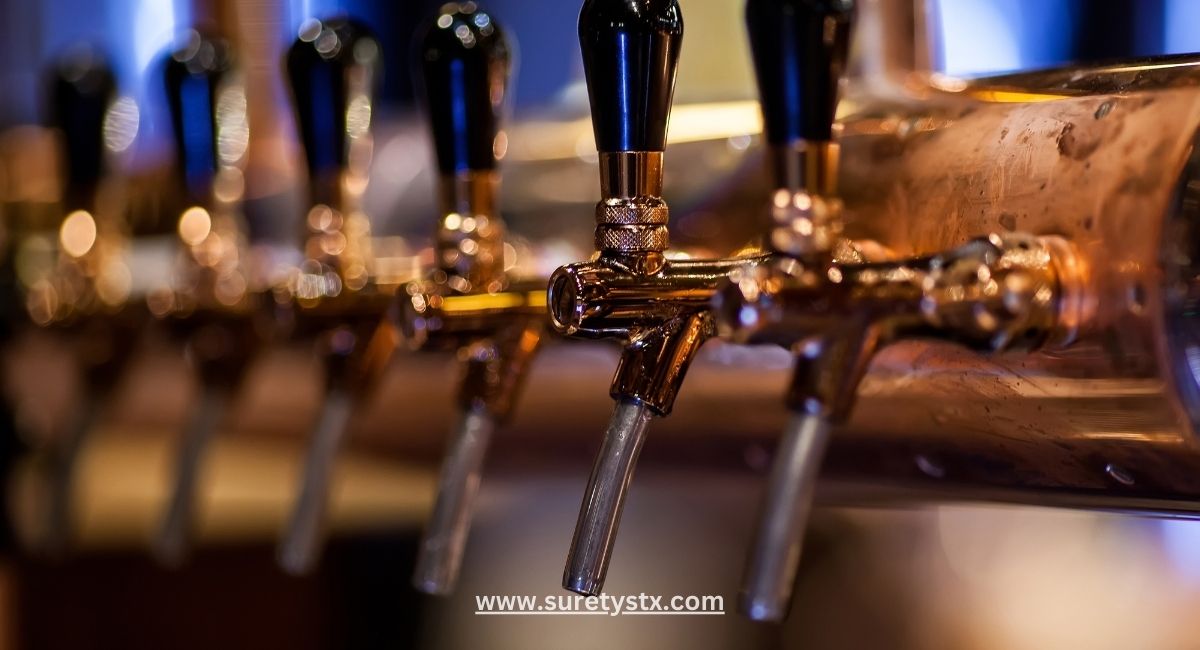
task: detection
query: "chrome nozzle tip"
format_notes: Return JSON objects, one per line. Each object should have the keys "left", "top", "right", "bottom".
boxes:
{"left": 276, "top": 545, "right": 316, "bottom": 577}
{"left": 562, "top": 573, "right": 603, "bottom": 597}
{"left": 739, "top": 593, "right": 788, "bottom": 623}
{"left": 150, "top": 536, "right": 187, "bottom": 569}
{"left": 412, "top": 575, "right": 453, "bottom": 597}
{"left": 547, "top": 266, "right": 584, "bottom": 335}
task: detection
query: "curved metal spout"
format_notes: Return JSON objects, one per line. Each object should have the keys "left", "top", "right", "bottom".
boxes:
{"left": 277, "top": 390, "right": 355, "bottom": 575}
{"left": 153, "top": 387, "right": 228, "bottom": 566}
{"left": 413, "top": 407, "right": 496, "bottom": 595}
{"left": 41, "top": 394, "right": 99, "bottom": 557}
{"left": 563, "top": 398, "right": 654, "bottom": 596}
{"left": 740, "top": 412, "right": 832, "bottom": 622}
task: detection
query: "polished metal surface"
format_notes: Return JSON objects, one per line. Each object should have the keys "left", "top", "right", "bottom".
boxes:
{"left": 277, "top": 389, "right": 354, "bottom": 575}
{"left": 153, "top": 387, "right": 228, "bottom": 566}
{"left": 766, "top": 142, "right": 842, "bottom": 256}
{"left": 818, "top": 60, "right": 1200, "bottom": 503}
{"left": 406, "top": 3, "right": 547, "bottom": 596}
{"left": 435, "top": 171, "right": 507, "bottom": 291}
{"left": 740, "top": 412, "right": 831, "bottom": 623}
{"left": 599, "top": 151, "right": 665, "bottom": 199}
{"left": 563, "top": 398, "right": 653, "bottom": 596}
{"left": 12, "top": 2, "right": 1200, "bottom": 633}
{"left": 717, "top": 234, "right": 1079, "bottom": 362}
{"left": 40, "top": 394, "right": 98, "bottom": 557}
{"left": 413, "top": 407, "right": 496, "bottom": 595}
{"left": 595, "top": 151, "right": 670, "bottom": 256}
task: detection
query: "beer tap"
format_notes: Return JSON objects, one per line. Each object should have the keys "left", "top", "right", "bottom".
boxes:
{"left": 151, "top": 31, "right": 260, "bottom": 565}
{"left": 33, "top": 50, "right": 139, "bottom": 556}
{"left": 716, "top": 0, "right": 1088, "bottom": 621}
{"left": 404, "top": 3, "right": 544, "bottom": 596}
{"left": 547, "top": 0, "right": 771, "bottom": 596}
{"left": 276, "top": 17, "right": 396, "bottom": 575}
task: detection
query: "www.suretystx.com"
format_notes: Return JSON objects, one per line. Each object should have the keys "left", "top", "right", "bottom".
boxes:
{"left": 474, "top": 593, "right": 725, "bottom": 617}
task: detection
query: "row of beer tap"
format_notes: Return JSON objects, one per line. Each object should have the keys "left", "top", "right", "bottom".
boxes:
{"left": 0, "top": 0, "right": 1089, "bottom": 623}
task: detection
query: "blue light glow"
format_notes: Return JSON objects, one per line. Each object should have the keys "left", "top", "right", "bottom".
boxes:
{"left": 1166, "top": 0, "right": 1200, "bottom": 55}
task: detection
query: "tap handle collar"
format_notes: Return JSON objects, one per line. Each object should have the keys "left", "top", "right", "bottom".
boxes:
{"left": 48, "top": 47, "right": 116, "bottom": 205}
{"left": 164, "top": 30, "right": 235, "bottom": 202}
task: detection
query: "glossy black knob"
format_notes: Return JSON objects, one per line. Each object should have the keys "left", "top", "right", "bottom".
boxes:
{"left": 578, "top": 0, "right": 683, "bottom": 153}
{"left": 286, "top": 17, "right": 381, "bottom": 188}
{"left": 47, "top": 48, "right": 116, "bottom": 207}
{"left": 745, "top": 0, "right": 854, "bottom": 144}
{"left": 164, "top": 31, "right": 234, "bottom": 200}
{"left": 417, "top": 3, "right": 511, "bottom": 175}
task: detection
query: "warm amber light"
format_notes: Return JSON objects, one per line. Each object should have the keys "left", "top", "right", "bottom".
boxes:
{"left": 438, "top": 291, "right": 545, "bottom": 314}
{"left": 178, "top": 206, "right": 213, "bottom": 246}
{"left": 60, "top": 210, "right": 97, "bottom": 258}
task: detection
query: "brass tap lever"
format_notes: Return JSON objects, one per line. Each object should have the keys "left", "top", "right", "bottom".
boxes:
{"left": 404, "top": 3, "right": 544, "bottom": 596}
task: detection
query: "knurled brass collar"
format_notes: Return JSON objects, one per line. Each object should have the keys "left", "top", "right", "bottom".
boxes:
{"left": 596, "top": 152, "right": 669, "bottom": 255}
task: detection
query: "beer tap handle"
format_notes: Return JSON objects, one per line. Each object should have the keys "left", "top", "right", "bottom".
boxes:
{"left": 579, "top": 0, "right": 683, "bottom": 155}
{"left": 741, "top": 0, "right": 856, "bottom": 622}
{"left": 163, "top": 31, "right": 234, "bottom": 205}
{"left": 417, "top": 2, "right": 511, "bottom": 176}
{"left": 285, "top": 18, "right": 380, "bottom": 209}
{"left": 562, "top": 0, "right": 684, "bottom": 598}
{"left": 48, "top": 47, "right": 116, "bottom": 211}
{"left": 411, "top": 3, "right": 515, "bottom": 596}
{"left": 747, "top": 0, "right": 854, "bottom": 147}
{"left": 747, "top": 0, "right": 854, "bottom": 221}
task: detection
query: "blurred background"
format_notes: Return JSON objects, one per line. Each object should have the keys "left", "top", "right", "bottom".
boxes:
{"left": 0, "top": 0, "right": 1199, "bottom": 648}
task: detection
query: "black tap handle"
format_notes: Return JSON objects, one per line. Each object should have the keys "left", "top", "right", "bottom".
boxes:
{"left": 286, "top": 17, "right": 381, "bottom": 190}
{"left": 578, "top": 0, "right": 683, "bottom": 153}
{"left": 745, "top": 0, "right": 855, "bottom": 144}
{"left": 47, "top": 48, "right": 116, "bottom": 208}
{"left": 163, "top": 30, "right": 234, "bottom": 201}
{"left": 417, "top": 3, "right": 512, "bottom": 175}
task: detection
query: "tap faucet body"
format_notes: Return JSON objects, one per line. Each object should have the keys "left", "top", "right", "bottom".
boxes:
{"left": 274, "top": 17, "right": 399, "bottom": 576}
{"left": 404, "top": 3, "right": 548, "bottom": 596}
{"left": 551, "top": 0, "right": 778, "bottom": 597}
{"left": 28, "top": 49, "right": 143, "bottom": 557}
{"left": 151, "top": 30, "right": 267, "bottom": 566}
